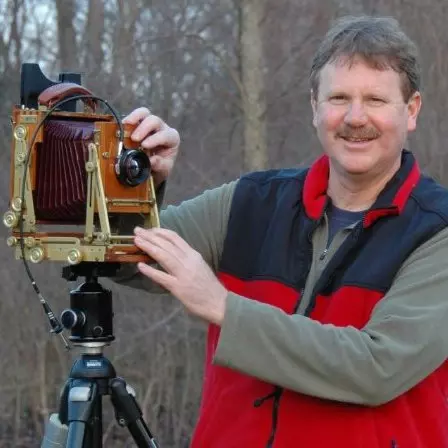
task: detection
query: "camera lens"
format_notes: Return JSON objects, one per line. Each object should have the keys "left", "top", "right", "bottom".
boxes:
{"left": 127, "top": 159, "right": 141, "bottom": 178}
{"left": 115, "top": 149, "right": 151, "bottom": 186}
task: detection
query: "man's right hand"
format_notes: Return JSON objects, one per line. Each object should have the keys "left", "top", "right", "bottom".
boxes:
{"left": 123, "top": 107, "right": 180, "bottom": 187}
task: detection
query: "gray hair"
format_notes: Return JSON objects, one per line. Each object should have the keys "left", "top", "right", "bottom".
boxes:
{"left": 310, "top": 16, "right": 421, "bottom": 102}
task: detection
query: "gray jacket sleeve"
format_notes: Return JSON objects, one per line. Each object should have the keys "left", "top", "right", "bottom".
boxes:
{"left": 214, "top": 226, "right": 448, "bottom": 406}
{"left": 114, "top": 181, "right": 237, "bottom": 291}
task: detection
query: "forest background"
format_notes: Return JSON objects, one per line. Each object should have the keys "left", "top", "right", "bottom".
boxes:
{"left": 0, "top": 0, "right": 447, "bottom": 446}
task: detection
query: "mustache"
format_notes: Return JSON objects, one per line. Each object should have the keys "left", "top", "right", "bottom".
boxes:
{"left": 337, "top": 126, "right": 380, "bottom": 140}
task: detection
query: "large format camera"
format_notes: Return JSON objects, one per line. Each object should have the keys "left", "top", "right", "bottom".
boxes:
{"left": 3, "top": 63, "right": 159, "bottom": 265}
{"left": 4, "top": 65, "right": 162, "bottom": 447}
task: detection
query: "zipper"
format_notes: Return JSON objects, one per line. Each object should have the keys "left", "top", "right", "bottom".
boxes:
{"left": 258, "top": 218, "right": 320, "bottom": 448}
{"left": 256, "top": 289, "right": 302, "bottom": 448}
{"left": 293, "top": 289, "right": 304, "bottom": 313}
{"left": 319, "top": 248, "right": 328, "bottom": 261}
{"left": 305, "top": 221, "right": 364, "bottom": 317}
{"left": 265, "top": 389, "right": 281, "bottom": 448}
{"left": 253, "top": 386, "right": 283, "bottom": 448}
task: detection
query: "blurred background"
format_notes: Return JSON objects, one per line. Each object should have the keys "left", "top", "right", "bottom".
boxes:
{"left": 0, "top": 0, "right": 447, "bottom": 446}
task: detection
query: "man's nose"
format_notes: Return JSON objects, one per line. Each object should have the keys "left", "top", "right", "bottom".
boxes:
{"left": 344, "top": 101, "right": 368, "bottom": 127}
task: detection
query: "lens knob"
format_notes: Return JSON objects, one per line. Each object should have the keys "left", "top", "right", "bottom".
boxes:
{"left": 61, "top": 309, "right": 86, "bottom": 330}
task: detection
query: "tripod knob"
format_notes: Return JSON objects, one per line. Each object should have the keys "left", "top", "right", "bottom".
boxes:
{"left": 61, "top": 309, "right": 86, "bottom": 330}
{"left": 93, "top": 326, "right": 104, "bottom": 337}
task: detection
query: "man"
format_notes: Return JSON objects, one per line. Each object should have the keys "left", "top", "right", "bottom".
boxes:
{"left": 119, "top": 16, "right": 448, "bottom": 447}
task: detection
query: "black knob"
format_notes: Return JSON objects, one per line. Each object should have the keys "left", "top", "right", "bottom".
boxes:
{"left": 61, "top": 309, "right": 86, "bottom": 330}
{"left": 93, "top": 326, "right": 104, "bottom": 337}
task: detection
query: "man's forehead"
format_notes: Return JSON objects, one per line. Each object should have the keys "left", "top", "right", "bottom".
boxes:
{"left": 322, "top": 55, "right": 395, "bottom": 75}
{"left": 319, "top": 56, "right": 401, "bottom": 90}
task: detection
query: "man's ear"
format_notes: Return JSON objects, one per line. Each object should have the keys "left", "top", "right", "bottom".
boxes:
{"left": 407, "top": 91, "right": 422, "bottom": 132}
{"left": 311, "top": 90, "right": 318, "bottom": 128}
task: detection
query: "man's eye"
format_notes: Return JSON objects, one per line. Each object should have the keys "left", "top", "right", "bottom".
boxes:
{"left": 368, "top": 97, "right": 385, "bottom": 104}
{"left": 329, "top": 96, "right": 347, "bottom": 103}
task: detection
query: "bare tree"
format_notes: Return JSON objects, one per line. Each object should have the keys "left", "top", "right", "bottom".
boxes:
{"left": 82, "top": 0, "right": 105, "bottom": 80}
{"left": 54, "top": 0, "right": 78, "bottom": 70}
{"left": 239, "top": 0, "right": 268, "bottom": 170}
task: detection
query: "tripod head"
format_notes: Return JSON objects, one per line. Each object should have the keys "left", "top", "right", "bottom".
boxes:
{"left": 41, "top": 261, "right": 161, "bottom": 447}
{"left": 61, "top": 262, "right": 121, "bottom": 351}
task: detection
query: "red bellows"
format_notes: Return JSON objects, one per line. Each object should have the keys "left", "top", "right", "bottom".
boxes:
{"left": 34, "top": 119, "right": 95, "bottom": 221}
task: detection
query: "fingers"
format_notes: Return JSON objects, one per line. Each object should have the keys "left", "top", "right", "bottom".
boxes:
{"left": 121, "top": 109, "right": 179, "bottom": 186}
{"left": 134, "top": 227, "right": 192, "bottom": 255}
{"left": 137, "top": 262, "right": 174, "bottom": 291}
{"left": 135, "top": 236, "right": 188, "bottom": 277}
{"left": 130, "top": 114, "right": 164, "bottom": 141}
{"left": 141, "top": 127, "right": 180, "bottom": 152}
{"left": 122, "top": 109, "right": 179, "bottom": 149}
{"left": 134, "top": 235, "right": 177, "bottom": 273}
{"left": 122, "top": 107, "right": 151, "bottom": 124}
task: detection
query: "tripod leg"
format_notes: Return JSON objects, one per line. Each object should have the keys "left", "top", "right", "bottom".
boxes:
{"left": 41, "top": 414, "right": 69, "bottom": 448}
{"left": 66, "top": 422, "right": 87, "bottom": 447}
{"left": 65, "top": 380, "right": 101, "bottom": 448}
{"left": 110, "top": 377, "right": 160, "bottom": 448}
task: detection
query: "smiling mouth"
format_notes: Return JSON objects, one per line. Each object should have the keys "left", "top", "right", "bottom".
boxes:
{"left": 340, "top": 136, "right": 376, "bottom": 143}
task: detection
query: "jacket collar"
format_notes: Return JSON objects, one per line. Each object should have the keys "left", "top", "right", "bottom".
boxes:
{"left": 303, "top": 150, "right": 421, "bottom": 228}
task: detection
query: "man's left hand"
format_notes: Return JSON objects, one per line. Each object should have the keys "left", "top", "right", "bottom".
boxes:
{"left": 134, "top": 227, "right": 227, "bottom": 325}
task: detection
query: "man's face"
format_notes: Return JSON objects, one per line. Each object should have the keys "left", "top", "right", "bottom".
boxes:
{"left": 311, "top": 56, "right": 421, "bottom": 179}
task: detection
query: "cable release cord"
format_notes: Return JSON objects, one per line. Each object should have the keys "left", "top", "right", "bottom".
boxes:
{"left": 18, "top": 95, "right": 124, "bottom": 349}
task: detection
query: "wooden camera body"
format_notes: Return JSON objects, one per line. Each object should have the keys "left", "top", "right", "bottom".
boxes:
{"left": 3, "top": 64, "right": 159, "bottom": 265}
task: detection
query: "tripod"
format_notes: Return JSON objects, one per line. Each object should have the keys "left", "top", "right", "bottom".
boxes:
{"left": 41, "top": 263, "right": 160, "bottom": 448}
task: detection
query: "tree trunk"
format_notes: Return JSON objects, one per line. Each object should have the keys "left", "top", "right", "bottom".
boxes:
{"left": 239, "top": 0, "right": 268, "bottom": 171}
{"left": 55, "top": 0, "right": 77, "bottom": 71}
{"left": 84, "top": 0, "right": 105, "bottom": 76}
